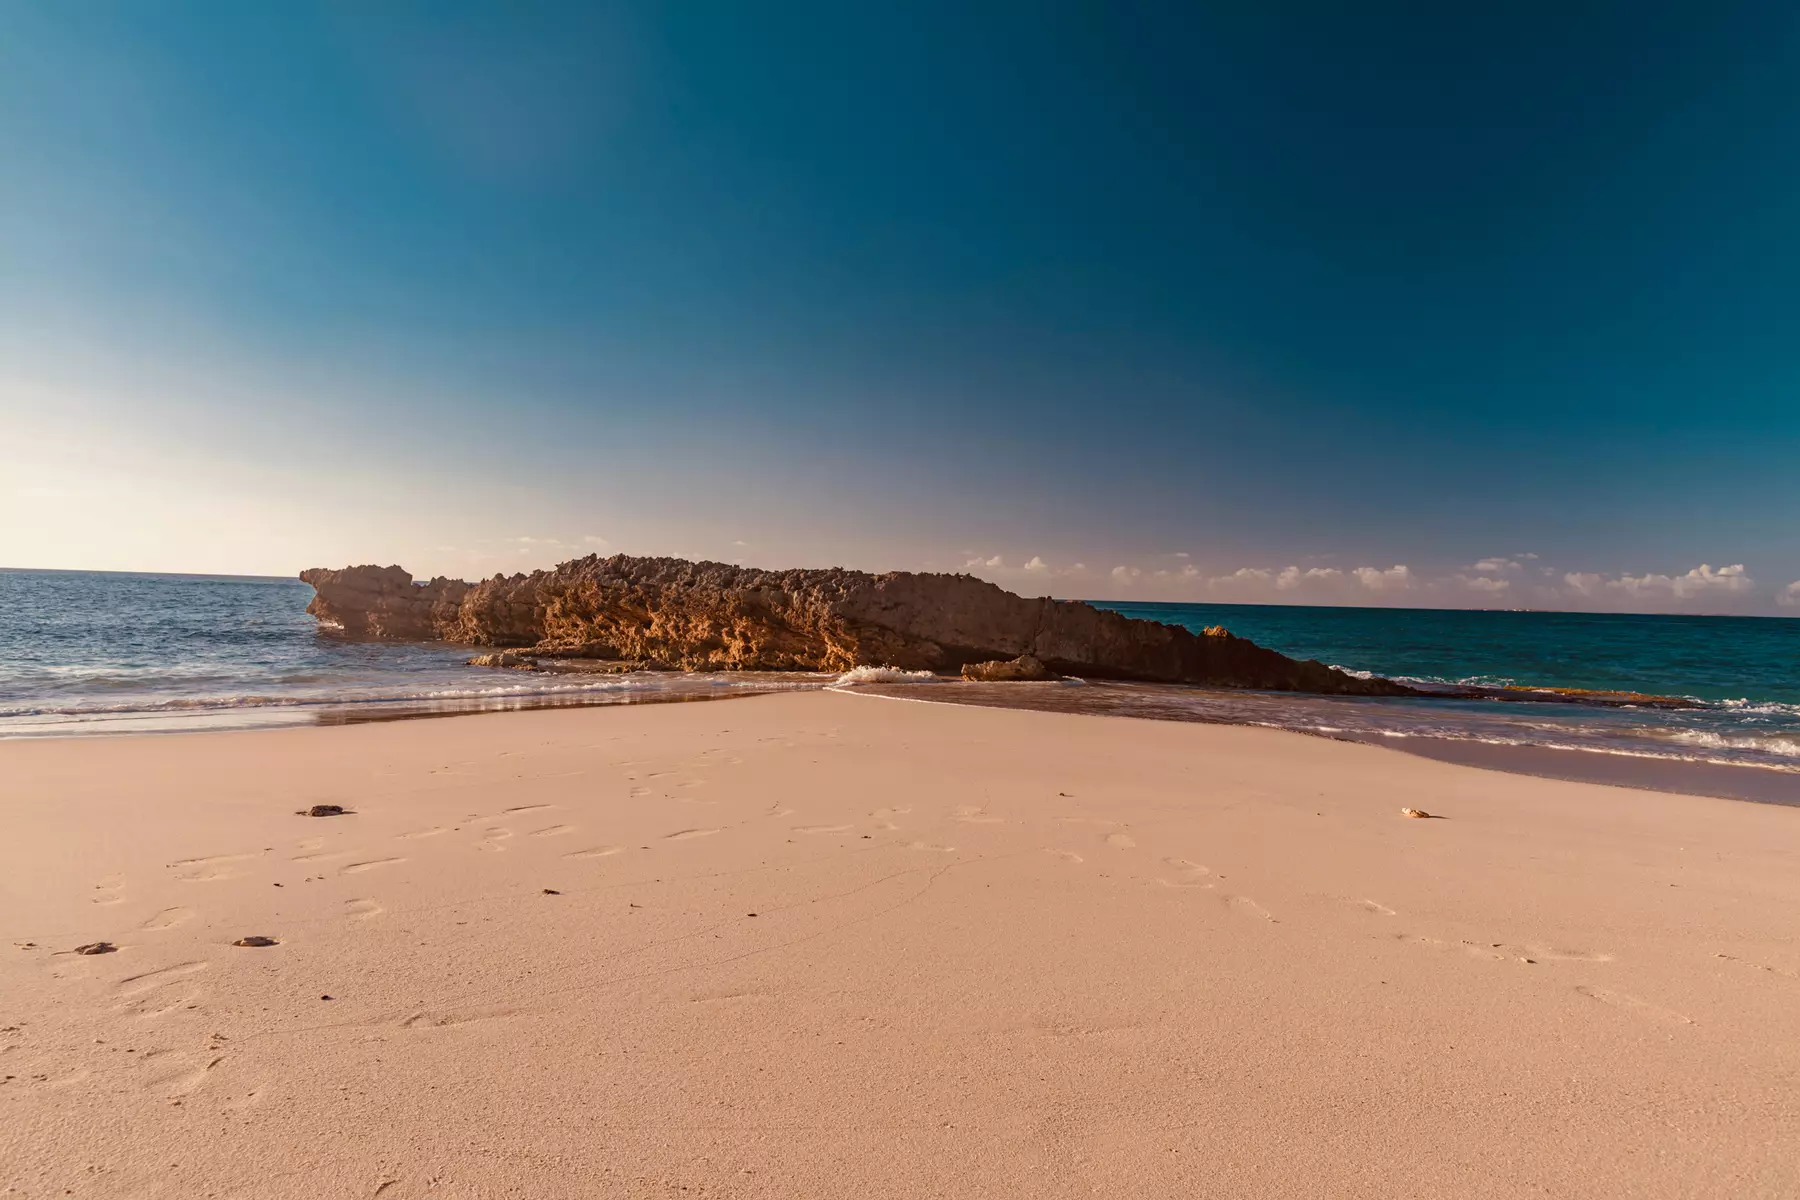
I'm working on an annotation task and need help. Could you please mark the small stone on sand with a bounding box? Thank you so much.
[1400,808,1432,819]
[542,888,561,895]
[73,942,116,955]
[300,804,346,817]
[233,936,278,948]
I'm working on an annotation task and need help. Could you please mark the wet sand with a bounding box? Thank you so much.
[2,690,1797,1198]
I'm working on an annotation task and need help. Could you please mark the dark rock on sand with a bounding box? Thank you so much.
[962,654,1059,682]
[301,804,347,818]
[73,942,116,955]
[302,556,1417,697]
[233,936,279,948]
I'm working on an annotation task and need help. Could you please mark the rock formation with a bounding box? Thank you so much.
[300,556,1416,697]
[961,654,1060,682]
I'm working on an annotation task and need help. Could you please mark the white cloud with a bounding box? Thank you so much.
[1608,563,1753,599]
[1275,565,1342,591]
[731,539,749,547]
[1110,565,1141,585]
[1352,565,1413,592]
[1777,581,1800,608]
[1171,551,1191,559]
[964,554,1006,570]
[584,535,609,547]
[1213,567,1272,587]
[1564,572,1603,597]
[1470,557,1520,573]
[1518,552,1540,560]
[1456,574,1511,594]
[1023,556,1049,573]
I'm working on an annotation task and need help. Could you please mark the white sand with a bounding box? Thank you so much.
[2,691,1797,1198]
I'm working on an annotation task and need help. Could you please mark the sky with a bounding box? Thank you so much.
[2,2,1798,614]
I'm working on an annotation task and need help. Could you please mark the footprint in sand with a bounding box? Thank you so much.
[114,961,209,1018]
[344,898,384,921]
[871,806,912,831]
[793,824,854,835]
[908,841,956,853]
[140,907,195,931]
[143,1051,226,1098]
[401,1007,519,1029]
[1715,953,1799,980]
[665,828,721,841]
[1513,944,1615,964]
[1044,848,1085,864]
[1223,894,1276,922]
[398,826,449,841]
[953,806,1004,824]
[1575,985,1692,1025]
[1393,933,1502,960]
[565,845,626,860]
[474,828,513,853]
[341,857,406,875]
[629,787,653,798]
[39,1068,93,1091]
[1104,832,1136,850]
[529,824,576,838]
[92,875,126,906]
[1155,858,1212,888]
[171,853,258,883]
[502,805,553,815]
[1354,899,1397,916]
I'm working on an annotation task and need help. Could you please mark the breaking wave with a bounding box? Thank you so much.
[832,666,943,686]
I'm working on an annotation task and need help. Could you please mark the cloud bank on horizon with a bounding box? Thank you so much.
[956,553,1792,614]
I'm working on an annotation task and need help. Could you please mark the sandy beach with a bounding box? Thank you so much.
[3,690,1797,1198]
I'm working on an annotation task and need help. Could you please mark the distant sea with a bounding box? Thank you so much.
[2,570,1796,801]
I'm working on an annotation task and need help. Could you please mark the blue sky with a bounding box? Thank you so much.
[2,3,1797,613]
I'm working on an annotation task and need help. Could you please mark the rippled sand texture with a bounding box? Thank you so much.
[2,692,1797,1198]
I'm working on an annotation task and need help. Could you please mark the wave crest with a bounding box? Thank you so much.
[832,666,942,685]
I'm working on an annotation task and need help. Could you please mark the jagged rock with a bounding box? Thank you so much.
[962,654,1059,682]
[300,555,1418,697]
[298,565,470,640]
[468,651,534,669]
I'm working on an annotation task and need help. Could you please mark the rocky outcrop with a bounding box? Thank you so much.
[298,566,470,640]
[467,651,534,669]
[962,654,1060,682]
[300,555,1417,697]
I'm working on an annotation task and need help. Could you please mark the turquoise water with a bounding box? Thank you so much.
[0,571,1796,783]
[1096,602,1800,706]
[0,570,819,736]
[1086,601,1800,776]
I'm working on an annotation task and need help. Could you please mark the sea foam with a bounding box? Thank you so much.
[832,666,942,685]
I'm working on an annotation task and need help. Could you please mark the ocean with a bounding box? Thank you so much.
[2,570,1796,800]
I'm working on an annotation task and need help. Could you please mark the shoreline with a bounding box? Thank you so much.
[4,691,1796,1198]
[6,674,1796,807]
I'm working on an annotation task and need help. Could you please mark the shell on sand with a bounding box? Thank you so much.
[1400,807,1432,819]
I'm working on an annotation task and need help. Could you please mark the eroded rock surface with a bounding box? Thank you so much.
[301,556,1415,696]
[962,654,1060,682]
